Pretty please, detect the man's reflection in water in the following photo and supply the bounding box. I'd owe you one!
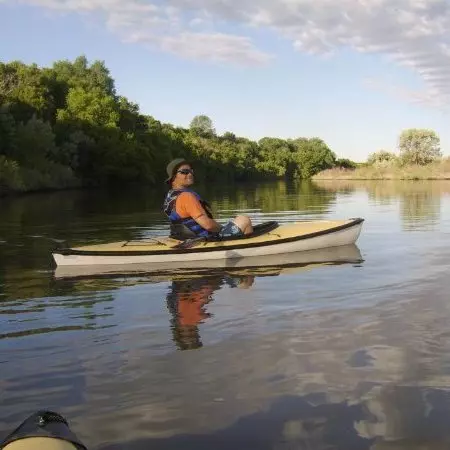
[166,274,255,350]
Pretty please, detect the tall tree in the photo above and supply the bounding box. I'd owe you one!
[399,128,441,165]
[190,115,215,137]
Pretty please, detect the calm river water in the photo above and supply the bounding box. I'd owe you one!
[1,179,450,449]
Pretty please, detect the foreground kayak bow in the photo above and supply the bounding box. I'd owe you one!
[0,411,87,450]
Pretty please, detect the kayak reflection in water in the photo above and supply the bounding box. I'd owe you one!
[166,274,255,351]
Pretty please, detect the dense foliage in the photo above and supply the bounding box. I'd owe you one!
[0,56,341,195]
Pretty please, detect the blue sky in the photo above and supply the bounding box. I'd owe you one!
[1,0,449,162]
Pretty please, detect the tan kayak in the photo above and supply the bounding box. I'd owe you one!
[52,218,364,267]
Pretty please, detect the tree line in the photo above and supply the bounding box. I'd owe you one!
[0,56,355,196]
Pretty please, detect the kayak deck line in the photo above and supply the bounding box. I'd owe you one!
[55,218,364,257]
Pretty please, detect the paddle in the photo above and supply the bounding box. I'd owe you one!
[173,236,209,250]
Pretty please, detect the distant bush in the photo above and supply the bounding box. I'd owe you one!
[367,150,398,166]
[313,160,450,181]
[335,158,357,169]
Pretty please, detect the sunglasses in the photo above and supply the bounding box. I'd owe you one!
[177,168,194,175]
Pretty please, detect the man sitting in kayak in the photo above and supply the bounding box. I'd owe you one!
[163,158,253,240]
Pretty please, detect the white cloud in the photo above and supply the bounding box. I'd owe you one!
[9,0,272,66]
[6,0,450,107]
[161,32,272,66]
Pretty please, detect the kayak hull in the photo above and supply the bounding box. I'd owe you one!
[54,244,363,279]
[52,218,364,267]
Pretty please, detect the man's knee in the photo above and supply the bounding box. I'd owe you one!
[233,215,253,234]
[234,215,251,227]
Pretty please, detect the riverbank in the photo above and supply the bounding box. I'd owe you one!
[313,160,450,180]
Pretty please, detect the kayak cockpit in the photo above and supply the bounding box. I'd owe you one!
[169,220,280,241]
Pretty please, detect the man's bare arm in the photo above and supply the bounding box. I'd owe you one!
[194,214,222,232]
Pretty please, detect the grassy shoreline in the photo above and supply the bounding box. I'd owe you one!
[313,161,450,180]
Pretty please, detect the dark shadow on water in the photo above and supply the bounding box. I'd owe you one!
[100,394,375,450]
[92,385,450,450]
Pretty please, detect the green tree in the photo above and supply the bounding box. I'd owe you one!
[51,56,115,98]
[0,61,53,122]
[335,158,357,169]
[367,150,397,166]
[190,115,215,137]
[57,129,93,169]
[292,137,336,178]
[256,137,293,177]
[0,64,17,100]
[399,128,441,165]
[57,87,119,128]
[222,131,236,141]
[118,96,147,135]
[0,105,16,157]
[0,156,23,194]
[14,115,58,168]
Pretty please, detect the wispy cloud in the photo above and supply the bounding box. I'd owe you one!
[5,0,450,106]
[364,77,448,109]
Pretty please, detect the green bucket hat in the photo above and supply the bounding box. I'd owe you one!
[165,158,189,185]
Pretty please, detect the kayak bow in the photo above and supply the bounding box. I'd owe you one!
[0,411,87,450]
